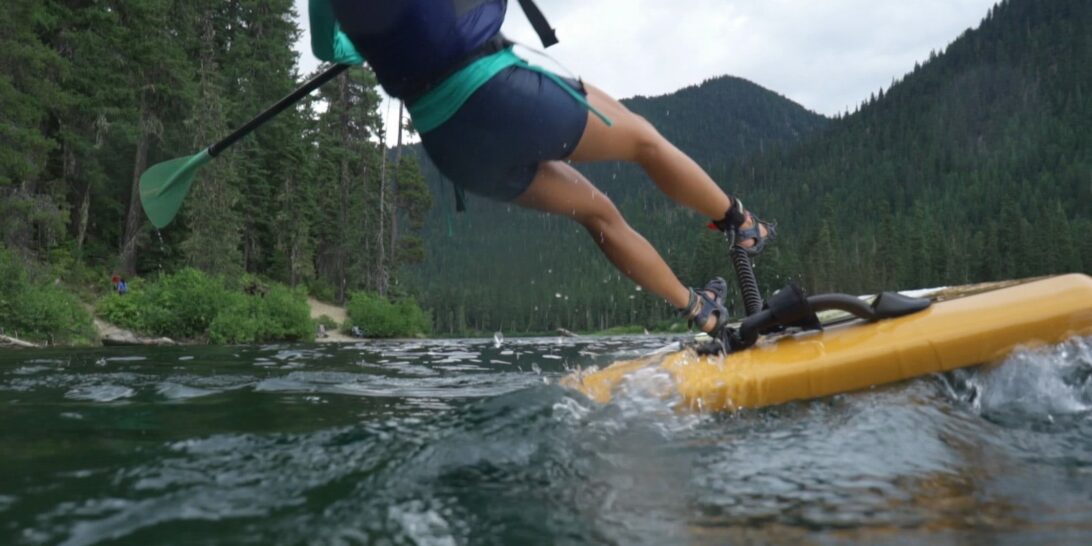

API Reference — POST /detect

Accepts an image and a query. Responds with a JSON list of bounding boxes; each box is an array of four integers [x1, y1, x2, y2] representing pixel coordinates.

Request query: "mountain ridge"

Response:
[[407, 72, 830, 334], [409, 0, 1090, 335]]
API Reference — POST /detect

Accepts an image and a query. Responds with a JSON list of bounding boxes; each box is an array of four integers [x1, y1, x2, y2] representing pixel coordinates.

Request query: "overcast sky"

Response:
[[292, 0, 998, 140]]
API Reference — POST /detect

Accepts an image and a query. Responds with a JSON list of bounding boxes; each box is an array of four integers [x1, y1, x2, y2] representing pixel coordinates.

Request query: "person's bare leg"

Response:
[[569, 83, 767, 244], [515, 161, 693, 311]]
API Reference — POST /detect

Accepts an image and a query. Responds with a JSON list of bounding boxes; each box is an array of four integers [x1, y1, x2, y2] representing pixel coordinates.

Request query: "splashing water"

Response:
[[1, 336, 1091, 544], [939, 336, 1092, 423]]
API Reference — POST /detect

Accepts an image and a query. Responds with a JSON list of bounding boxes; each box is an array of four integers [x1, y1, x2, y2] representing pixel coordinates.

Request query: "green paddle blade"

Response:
[[139, 149, 212, 228]]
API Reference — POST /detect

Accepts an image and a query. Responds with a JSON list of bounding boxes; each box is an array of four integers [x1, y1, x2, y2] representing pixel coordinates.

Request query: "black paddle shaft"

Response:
[[208, 63, 352, 157]]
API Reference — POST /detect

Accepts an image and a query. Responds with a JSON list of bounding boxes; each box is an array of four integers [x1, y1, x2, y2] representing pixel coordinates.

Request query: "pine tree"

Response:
[[116, 0, 192, 275], [0, 1, 67, 251], [312, 67, 384, 302], [180, 1, 242, 276], [224, 0, 305, 274]]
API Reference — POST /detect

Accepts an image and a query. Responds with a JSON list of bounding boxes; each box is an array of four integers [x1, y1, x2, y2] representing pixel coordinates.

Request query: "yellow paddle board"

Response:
[[563, 274, 1092, 411]]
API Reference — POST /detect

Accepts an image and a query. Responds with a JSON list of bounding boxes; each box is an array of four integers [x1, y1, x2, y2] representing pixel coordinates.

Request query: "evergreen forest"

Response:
[[1, 0, 1089, 341], [409, 0, 1092, 334], [1, 0, 430, 311]]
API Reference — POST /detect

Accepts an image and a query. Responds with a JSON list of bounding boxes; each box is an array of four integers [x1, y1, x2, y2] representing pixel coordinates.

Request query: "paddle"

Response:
[[139, 63, 351, 228]]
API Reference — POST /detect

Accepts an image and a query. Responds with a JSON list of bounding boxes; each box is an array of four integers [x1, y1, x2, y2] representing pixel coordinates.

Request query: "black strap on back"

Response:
[[516, 0, 559, 47]]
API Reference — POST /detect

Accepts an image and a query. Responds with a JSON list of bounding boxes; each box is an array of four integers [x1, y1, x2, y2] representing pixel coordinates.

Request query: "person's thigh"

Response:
[[567, 83, 660, 164], [421, 67, 589, 202], [513, 161, 619, 225]]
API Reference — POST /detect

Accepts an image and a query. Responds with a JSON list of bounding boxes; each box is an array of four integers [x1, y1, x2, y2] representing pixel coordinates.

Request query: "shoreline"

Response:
[[1, 278, 1048, 350]]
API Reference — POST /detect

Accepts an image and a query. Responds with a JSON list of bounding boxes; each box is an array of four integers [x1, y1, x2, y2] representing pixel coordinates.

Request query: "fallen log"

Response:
[[0, 334, 41, 349]]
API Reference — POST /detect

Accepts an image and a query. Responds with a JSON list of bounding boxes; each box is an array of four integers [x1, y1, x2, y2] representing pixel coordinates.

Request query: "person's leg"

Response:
[[569, 83, 768, 245], [514, 161, 693, 312]]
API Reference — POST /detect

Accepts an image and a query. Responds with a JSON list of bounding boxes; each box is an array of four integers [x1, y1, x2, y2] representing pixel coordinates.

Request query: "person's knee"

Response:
[[579, 197, 625, 237], [629, 114, 667, 166]]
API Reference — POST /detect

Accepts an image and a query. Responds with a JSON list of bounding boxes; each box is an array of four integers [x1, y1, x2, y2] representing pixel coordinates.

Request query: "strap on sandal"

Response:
[[678, 279, 731, 334], [709, 197, 776, 256], [735, 213, 777, 256]]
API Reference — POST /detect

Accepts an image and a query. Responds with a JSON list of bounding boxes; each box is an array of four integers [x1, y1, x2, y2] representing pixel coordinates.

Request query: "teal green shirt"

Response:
[[308, 0, 608, 133]]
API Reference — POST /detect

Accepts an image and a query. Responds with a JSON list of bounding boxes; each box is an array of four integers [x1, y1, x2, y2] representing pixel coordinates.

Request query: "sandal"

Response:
[[678, 277, 730, 333], [735, 210, 777, 256], [710, 197, 777, 256], [679, 278, 749, 355]]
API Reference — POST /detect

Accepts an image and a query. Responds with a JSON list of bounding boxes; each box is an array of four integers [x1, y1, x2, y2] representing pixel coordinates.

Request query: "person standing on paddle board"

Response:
[[310, 0, 775, 345]]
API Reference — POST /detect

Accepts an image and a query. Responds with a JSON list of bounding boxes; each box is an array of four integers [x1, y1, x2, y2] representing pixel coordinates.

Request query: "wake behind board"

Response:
[[563, 274, 1092, 411]]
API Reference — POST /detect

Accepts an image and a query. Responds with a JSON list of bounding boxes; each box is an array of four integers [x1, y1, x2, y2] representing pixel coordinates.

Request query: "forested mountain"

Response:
[[3, 0, 1088, 339], [716, 0, 1092, 296], [0, 1, 429, 304], [407, 76, 829, 334], [410, 0, 1091, 335]]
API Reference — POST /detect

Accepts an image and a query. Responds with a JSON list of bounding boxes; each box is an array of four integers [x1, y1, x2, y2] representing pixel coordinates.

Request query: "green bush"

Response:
[[345, 292, 430, 338], [146, 268, 231, 337], [97, 292, 145, 332], [97, 268, 313, 344], [209, 284, 313, 344], [98, 268, 229, 339], [207, 295, 259, 345], [0, 246, 95, 345], [47, 246, 103, 297]]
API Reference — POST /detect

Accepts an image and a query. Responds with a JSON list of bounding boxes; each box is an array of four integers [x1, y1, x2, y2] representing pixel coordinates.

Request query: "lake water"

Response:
[[2, 335, 1091, 545]]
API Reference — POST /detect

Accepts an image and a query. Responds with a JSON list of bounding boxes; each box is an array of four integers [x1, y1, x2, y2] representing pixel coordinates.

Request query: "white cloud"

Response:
[[292, 0, 997, 137]]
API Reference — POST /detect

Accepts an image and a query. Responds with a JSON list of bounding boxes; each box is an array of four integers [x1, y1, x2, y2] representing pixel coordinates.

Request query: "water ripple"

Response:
[[1, 335, 1091, 545]]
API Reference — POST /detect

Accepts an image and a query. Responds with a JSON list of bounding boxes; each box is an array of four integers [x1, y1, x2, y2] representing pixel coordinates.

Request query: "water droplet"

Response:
[[555, 293, 562, 298], [531, 362, 541, 374], [493, 332, 504, 348]]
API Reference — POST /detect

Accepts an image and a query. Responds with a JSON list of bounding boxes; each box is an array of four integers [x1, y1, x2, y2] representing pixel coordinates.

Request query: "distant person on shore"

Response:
[[117, 278, 128, 296], [111, 274, 120, 292], [310, 0, 775, 347]]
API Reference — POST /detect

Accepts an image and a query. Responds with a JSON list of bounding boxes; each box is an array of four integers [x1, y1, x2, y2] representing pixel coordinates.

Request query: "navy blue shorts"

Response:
[[420, 66, 589, 202]]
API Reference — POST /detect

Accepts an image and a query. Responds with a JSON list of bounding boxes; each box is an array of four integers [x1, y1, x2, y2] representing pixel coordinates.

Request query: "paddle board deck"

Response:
[[563, 274, 1092, 411]]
